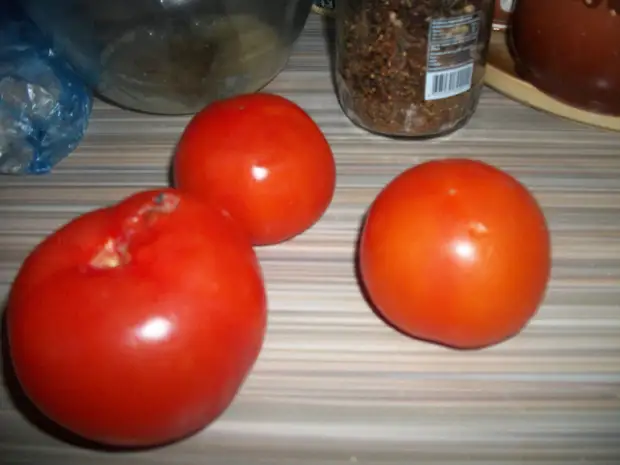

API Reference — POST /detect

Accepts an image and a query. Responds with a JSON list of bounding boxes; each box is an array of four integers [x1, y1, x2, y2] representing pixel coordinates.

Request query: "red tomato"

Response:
[[7, 188, 266, 447], [359, 159, 551, 350], [174, 93, 336, 246]]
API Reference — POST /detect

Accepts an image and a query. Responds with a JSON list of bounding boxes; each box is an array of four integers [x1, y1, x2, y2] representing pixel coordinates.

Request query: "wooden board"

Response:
[[485, 30, 620, 132], [1, 15, 620, 465]]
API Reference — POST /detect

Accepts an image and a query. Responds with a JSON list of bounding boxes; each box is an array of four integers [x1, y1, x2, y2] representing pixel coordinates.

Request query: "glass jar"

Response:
[[22, 0, 314, 115], [336, 0, 494, 138], [511, 0, 620, 116], [493, 0, 517, 30]]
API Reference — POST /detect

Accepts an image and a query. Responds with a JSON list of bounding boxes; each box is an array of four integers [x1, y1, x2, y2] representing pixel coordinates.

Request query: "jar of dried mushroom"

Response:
[[336, 0, 494, 138]]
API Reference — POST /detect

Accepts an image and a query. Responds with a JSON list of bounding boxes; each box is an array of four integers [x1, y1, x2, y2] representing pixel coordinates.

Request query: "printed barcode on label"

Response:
[[425, 63, 474, 101]]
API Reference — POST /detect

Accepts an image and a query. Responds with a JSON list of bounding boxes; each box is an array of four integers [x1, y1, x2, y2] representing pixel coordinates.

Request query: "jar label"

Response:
[[424, 13, 481, 101], [500, 0, 516, 13]]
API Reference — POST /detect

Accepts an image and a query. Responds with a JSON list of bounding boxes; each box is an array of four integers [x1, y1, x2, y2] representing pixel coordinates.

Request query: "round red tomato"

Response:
[[173, 93, 336, 246], [7, 188, 266, 447], [359, 159, 551, 349]]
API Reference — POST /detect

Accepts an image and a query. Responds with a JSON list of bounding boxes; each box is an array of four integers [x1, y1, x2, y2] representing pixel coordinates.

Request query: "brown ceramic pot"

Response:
[[493, 0, 517, 30], [511, 0, 620, 116]]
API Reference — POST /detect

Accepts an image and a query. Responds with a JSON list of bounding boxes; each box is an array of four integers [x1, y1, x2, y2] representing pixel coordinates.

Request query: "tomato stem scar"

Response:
[[89, 193, 180, 269], [150, 192, 180, 212], [90, 238, 128, 269], [468, 221, 489, 238]]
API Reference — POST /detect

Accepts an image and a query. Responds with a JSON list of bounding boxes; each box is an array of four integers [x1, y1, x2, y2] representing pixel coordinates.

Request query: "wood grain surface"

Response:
[[1, 15, 620, 465], [484, 31, 620, 132]]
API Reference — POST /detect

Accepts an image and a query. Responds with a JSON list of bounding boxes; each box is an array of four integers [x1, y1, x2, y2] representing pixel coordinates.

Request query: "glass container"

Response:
[[22, 0, 314, 114], [493, 0, 517, 30], [335, 0, 494, 138]]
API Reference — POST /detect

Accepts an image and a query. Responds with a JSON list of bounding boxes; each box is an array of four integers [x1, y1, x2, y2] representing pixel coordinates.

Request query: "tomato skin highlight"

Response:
[[174, 93, 336, 246], [7, 188, 267, 447], [359, 159, 551, 350]]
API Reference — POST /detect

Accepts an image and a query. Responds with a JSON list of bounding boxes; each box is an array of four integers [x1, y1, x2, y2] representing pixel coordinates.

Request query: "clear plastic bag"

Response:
[[0, 4, 92, 175]]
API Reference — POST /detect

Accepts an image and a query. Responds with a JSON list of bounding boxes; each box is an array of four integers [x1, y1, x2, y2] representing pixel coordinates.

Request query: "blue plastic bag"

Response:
[[0, 3, 92, 175]]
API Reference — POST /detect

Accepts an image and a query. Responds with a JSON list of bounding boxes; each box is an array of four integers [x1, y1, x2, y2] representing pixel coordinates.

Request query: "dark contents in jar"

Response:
[[337, 0, 492, 137]]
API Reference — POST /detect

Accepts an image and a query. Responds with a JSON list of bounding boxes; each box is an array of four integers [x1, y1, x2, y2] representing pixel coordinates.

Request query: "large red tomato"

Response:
[[7, 188, 266, 447], [174, 93, 336, 246], [359, 159, 551, 350]]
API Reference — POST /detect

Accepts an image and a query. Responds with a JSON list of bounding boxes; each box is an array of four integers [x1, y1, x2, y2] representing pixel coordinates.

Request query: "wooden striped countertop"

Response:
[[1, 14, 619, 465]]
